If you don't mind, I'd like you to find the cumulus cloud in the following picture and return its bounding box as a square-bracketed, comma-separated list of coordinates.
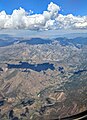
[0, 2, 87, 30]
[55, 14, 87, 29]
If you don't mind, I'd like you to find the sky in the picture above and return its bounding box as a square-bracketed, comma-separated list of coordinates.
[0, 0, 87, 16]
[0, 0, 87, 30]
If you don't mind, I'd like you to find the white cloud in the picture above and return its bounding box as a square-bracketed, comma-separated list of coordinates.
[0, 2, 87, 30]
[55, 14, 87, 29]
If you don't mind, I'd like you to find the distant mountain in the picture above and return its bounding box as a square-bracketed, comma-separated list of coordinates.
[19, 38, 52, 45]
[55, 37, 87, 48]
[0, 34, 87, 48]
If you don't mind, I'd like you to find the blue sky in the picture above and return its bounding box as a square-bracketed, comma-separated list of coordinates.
[0, 0, 87, 16]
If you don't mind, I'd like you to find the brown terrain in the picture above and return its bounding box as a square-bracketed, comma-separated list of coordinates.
[0, 36, 87, 120]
